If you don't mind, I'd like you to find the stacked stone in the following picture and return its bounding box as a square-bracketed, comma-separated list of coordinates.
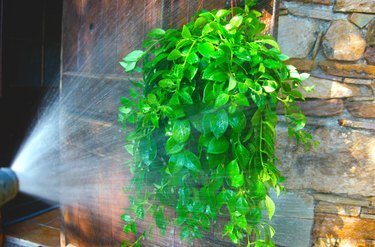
[312, 193, 375, 246]
[273, 1, 375, 246]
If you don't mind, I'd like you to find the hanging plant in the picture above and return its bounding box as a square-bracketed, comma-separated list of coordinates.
[118, 1, 315, 246]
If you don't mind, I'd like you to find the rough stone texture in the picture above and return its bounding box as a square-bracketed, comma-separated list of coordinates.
[343, 78, 373, 85]
[296, 99, 344, 116]
[314, 194, 370, 206]
[370, 197, 375, 206]
[365, 46, 375, 65]
[362, 207, 375, 215]
[349, 13, 375, 28]
[313, 213, 375, 239]
[334, 0, 375, 13]
[276, 126, 375, 197]
[265, 191, 314, 247]
[347, 101, 375, 118]
[315, 201, 361, 216]
[285, 58, 314, 71]
[311, 31, 323, 59]
[284, 0, 332, 5]
[284, 2, 347, 21]
[322, 20, 366, 61]
[278, 16, 319, 58]
[320, 61, 375, 79]
[367, 19, 375, 46]
[276, 99, 344, 116]
[314, 238, 375, 247]
[299, 76, 361, 98]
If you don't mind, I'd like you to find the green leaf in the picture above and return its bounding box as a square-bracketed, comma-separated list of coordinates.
[181, 25, 192, 39]
[206, 71, 229, 83]
[179, 91, 193, 105]
[236, 196, 249, 215]
[123, 50, 144, 62]
[255, 39, 280, 51]
[202, 23, 214, 35]
[229, 111, 246, 133]
[139, 137, 157, 165]
[235, 93, 250, 106]
[236, 215, 247, 229]
[226, 160, 244, 187]
[136, 206, 144, 220]
[228, 76, 237, 91]
[198, 42, 215, 58]
[119, 61, 137, 72]
[207, 137, 229, 154]
[186, 53, 199, 64]
[184, 151, 202, 172]
[121, 214, 132, 222]
[168, 153, 184, 173]
[155, 208, 167, 235]
[216, 9, 231, 18]
[215, 93, 229, 107]
[181, 225, 190, 240]
[168, 49, 182, 60]
[277, 53, 289, 61]
[185, 65, 198, 81]
[265, 195, 275, 220]
[159, 78, 175, 88]
[147, 28, 165, 38]
[229, 15, 243, 27]
[166, 137, 184, 154]
[235, 143, 250, 168]
[173, 120, 191, 143]
[262, 80, 278, 93]
[203, 83, 215, 103]
[194, 17, 207, 28]
[210, 109, 229, 138]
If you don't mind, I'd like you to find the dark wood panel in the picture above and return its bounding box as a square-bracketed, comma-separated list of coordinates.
[117, 0, 146, 65]
[62, 0, 82, 72]
[77, 0, 101, 73]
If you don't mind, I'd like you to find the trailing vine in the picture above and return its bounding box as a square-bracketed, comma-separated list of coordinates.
[118, 1, 315, 246]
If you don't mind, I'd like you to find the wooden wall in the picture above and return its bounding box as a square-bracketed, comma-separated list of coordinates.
[60, 1, 275, 246]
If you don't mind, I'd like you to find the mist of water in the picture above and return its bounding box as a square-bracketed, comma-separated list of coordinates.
[6, 1, 314, 246]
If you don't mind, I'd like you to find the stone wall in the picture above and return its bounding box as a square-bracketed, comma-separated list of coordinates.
[275, 0, 375, 246]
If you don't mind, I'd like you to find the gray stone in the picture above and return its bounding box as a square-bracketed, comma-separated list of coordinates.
[315, 201, 361, 216]
[266, 191, 314, 247]
[313, 193, 370, 206]
[294, 99, 344, 117]
[285, 58, 315, 71]
[278, 16, 319, 58]
[299, 76, 361, 98]
[313, 214, 375, 241]
[349, 13, 375, 28]
[347, 101, 375, 118]
[284, 1, 347, 21]
[343, 78, 373, 85]
[276, 126, 375, 197]
[322, 20, 366, 61]
[367, 19, 375, 46]
[284, 0, 332, 4]
[365, 46, 375, 65]
[319, 60, 375, 79]
[334, 0, 375, 13]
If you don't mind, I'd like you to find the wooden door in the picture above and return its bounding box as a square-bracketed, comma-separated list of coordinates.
[60, 1, 277, 246]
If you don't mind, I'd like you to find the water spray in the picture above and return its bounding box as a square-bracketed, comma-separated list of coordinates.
[0, 168, 18, 207]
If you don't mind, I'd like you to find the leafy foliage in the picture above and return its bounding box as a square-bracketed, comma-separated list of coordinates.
[119, 3, 314, 247]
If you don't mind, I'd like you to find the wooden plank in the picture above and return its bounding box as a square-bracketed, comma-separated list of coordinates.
[77, 0, 102, 73]
[117, 0, 145, 70]
[61, 0, 82, 72]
